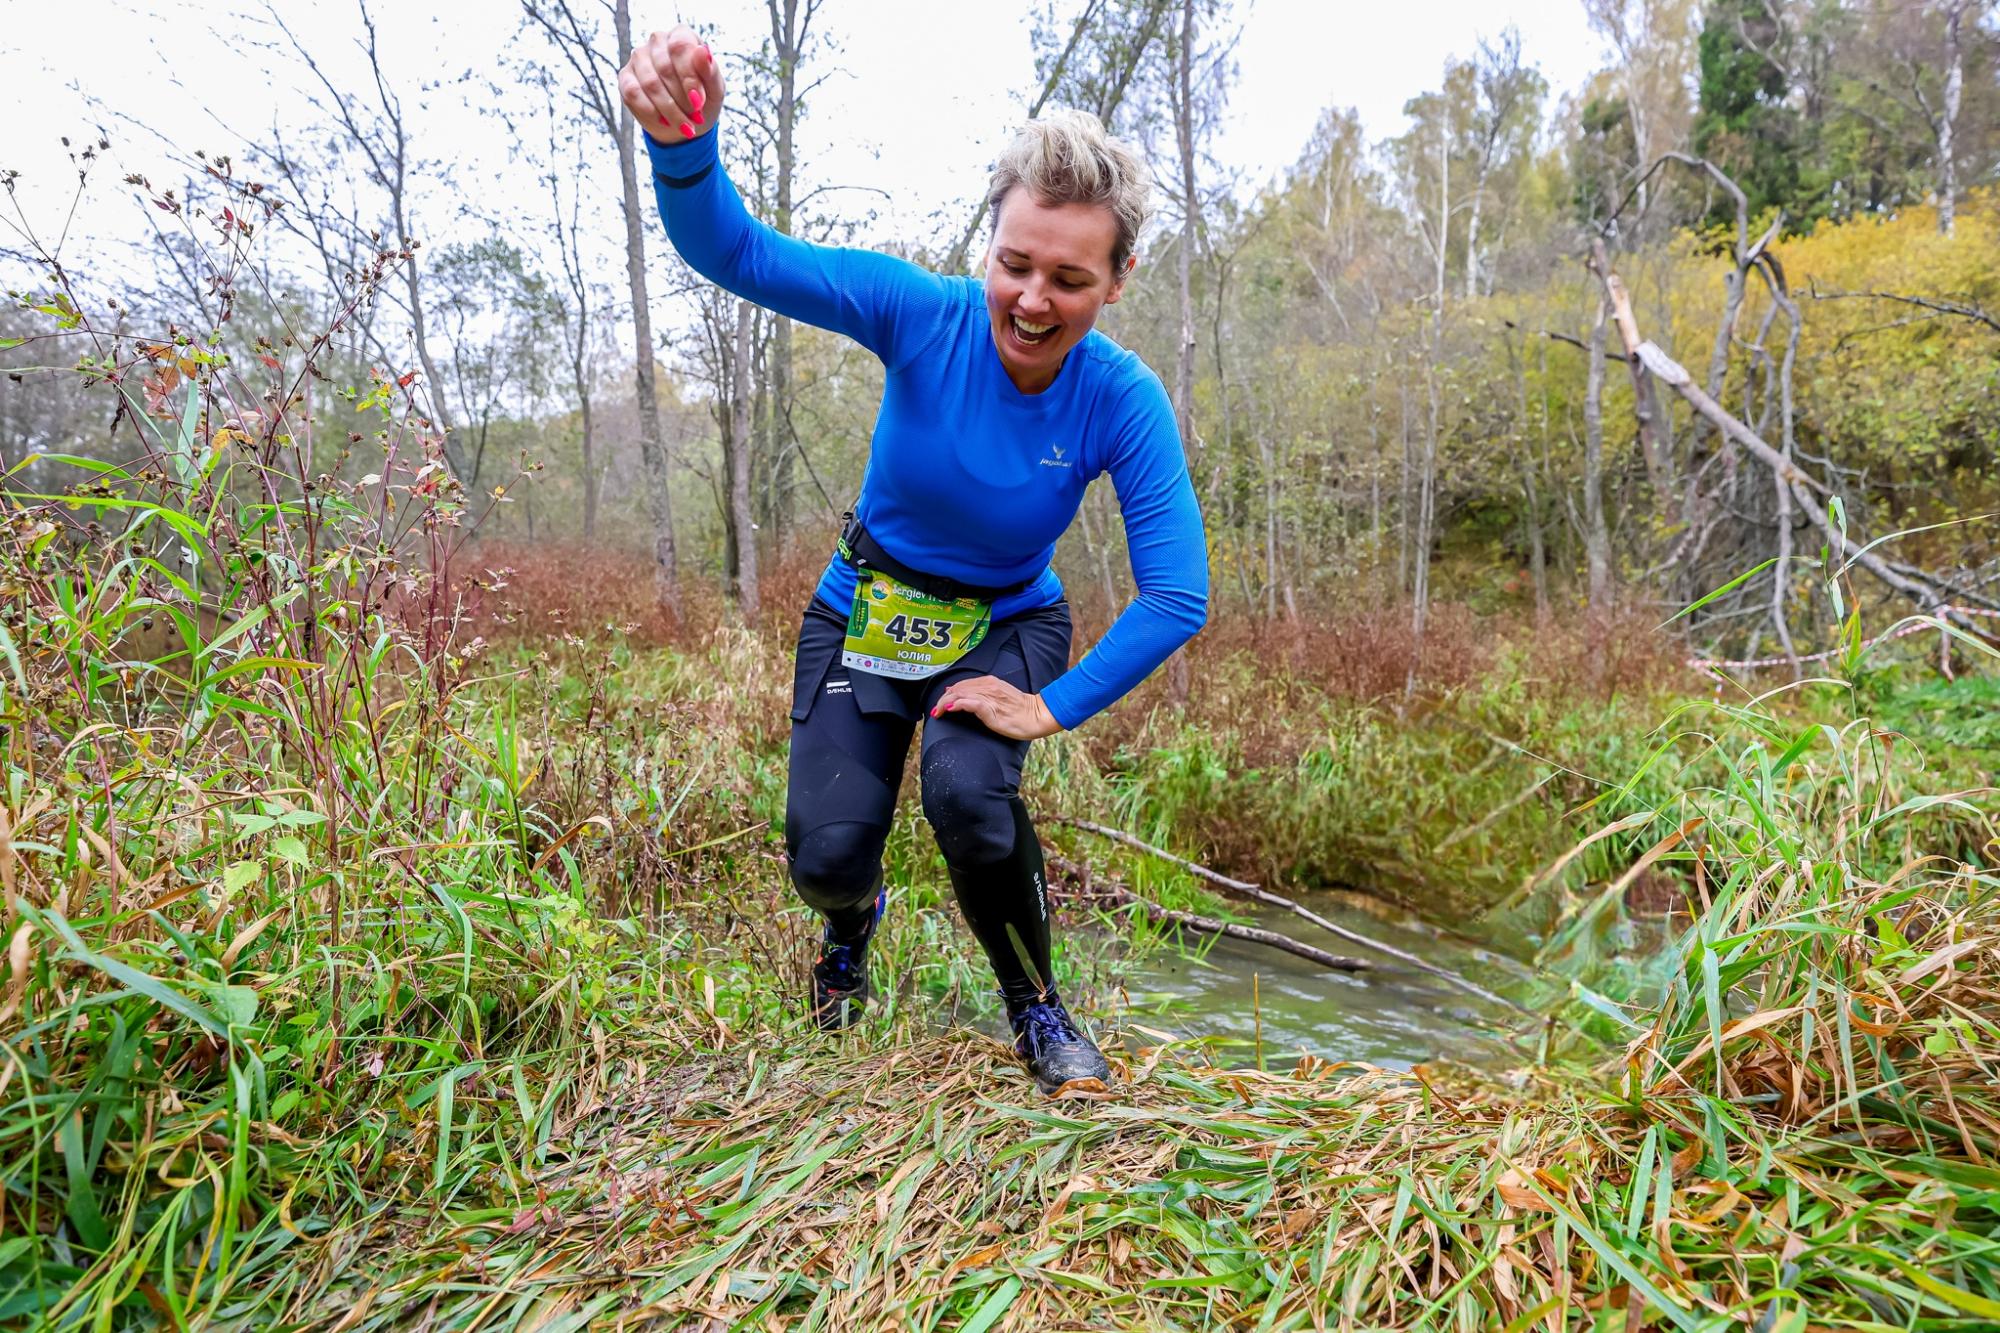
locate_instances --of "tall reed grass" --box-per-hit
[3,161,1995,1329]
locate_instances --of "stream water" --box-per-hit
[1107,891,1536,1071]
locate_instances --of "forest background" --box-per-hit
[6,0,1994,661]
[2,0,1999,1327]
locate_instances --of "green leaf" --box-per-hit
[193,981,258,1028]
[1661,558,1776,628]
[172,380,202,486]
[4,489,210,550]
[224,861,262,895]
[1872,1251,2000,1316]
[1519,1172,1700,1331]
[271,836,309,867]
[0,622,24,694]
[959,1277,1022,1333]
[58,1110,111,1250]
[42,910,228,1037]
[1569,980,1644,1033]
[199,602,270,662]
[435,1069,456,1192]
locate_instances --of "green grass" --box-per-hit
[1,345,1996,1326]
[4,583,1995,1328]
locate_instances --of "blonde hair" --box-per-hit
[986,108,1150,274]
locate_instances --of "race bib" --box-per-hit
[843,573,990,679]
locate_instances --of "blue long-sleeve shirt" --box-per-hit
[646,127,1207,729]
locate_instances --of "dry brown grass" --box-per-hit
[309,853,1998,1330]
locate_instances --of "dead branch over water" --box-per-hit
[1045,851,1371,973]
[1050,814,1532,1017]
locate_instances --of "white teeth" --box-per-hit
[1013,316,1056,336]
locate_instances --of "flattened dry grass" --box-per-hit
[294,844,1997,1332]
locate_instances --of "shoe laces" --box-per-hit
[815,937,865,990]
[1010,998,1083,1052]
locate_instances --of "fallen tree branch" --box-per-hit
[1048,816,1534,1018]
[1499,319,1630,363]
[1046,854,1369,973]
[1805,281,2000,337]
[1586,248,1991,640]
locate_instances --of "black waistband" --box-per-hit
[836,511,1036,604]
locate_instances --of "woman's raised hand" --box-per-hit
[618,25,724,145]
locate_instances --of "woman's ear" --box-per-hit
[1106,255,1136,304]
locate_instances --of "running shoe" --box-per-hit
[811,889,885,1031]
[1007,994,1111,1093]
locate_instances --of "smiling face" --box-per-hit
[983,191,1130,395]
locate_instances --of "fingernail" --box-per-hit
[692,108,704,125]
[680,121,695,137]
[690,86,705,113]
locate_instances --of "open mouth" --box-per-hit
[1009,315,1058,347]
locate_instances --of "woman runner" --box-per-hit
[619,25,1208,1094]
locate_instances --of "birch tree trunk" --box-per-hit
[1408,114,1447,692]
[1397,375,1411,597]
[1583,294,1613,617]
[1077,489,1119,620]
[1164,0,1197,706]
[1410,349,1439,692]
[729,299,760,618]
[765,0,809,542]
[1509,331,1549,622]
[1940,0,1965,237]
[577,364,599,539]
[614,0,681,619]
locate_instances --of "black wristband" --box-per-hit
[654,162,716,190]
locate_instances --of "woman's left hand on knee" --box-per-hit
[930,675,1063,740]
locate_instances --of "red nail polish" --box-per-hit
[690,86,705,113]
[680,121,695,137]
[692,108,704,125]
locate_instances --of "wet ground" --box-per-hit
[1109,891,1537,1070]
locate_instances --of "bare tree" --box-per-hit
[522,0,680,615]
[1582,293,1613,617]
[1591,244,1988,637]
[1582,0,1700,230]
[756,0,826,546]
[943,0,1175,274]
[1939,0,1969,235]
[541,91,605,537]
[1171,0,1198,454]
[429,239,551,489]
[265,0,476,488]
[1163,0,1201,705]
[725,299,760,616]
[1462,28,1541,301]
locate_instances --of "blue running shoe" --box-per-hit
[811,888,885,1031]
[1007,994,1111,1093]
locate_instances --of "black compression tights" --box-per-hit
[784,604,1067,1005]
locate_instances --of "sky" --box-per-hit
[0,0,1611,340]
